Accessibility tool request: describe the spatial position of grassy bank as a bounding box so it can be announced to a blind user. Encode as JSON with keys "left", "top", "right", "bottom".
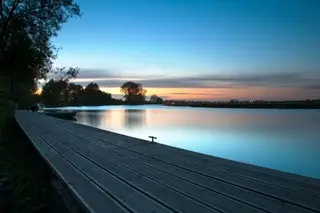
{"left": 0, "top": 112, "right": 55, "bottom": 213}
{"left": 0, "top": 118, "right": 52, "bottom": 212}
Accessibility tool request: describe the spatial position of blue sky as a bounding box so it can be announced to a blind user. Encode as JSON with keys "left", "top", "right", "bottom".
{"left": 53, "top": 0, "right": 320, "bottom": 100}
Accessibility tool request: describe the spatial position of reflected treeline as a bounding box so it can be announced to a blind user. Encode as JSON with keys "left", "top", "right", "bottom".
{"left": 76, "top": 111, "right": 105, "bottom": 128}
{"left": 76, "top": 109, "right": 146, "bottom": 130}
{"left": 124, "top": 109, "right": 146, "bottom": 129}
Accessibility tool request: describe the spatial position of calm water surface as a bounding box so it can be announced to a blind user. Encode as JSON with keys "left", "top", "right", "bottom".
{"left": 58, "top": 105, "right": 320, "bottom": 178}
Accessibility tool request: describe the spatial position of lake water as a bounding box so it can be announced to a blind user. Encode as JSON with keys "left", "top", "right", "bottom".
{"left": 58, "top": 105, "right": 320, "bottom": 178}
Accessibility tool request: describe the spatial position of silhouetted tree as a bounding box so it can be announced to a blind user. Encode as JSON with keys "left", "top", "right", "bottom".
{"left": 41, "top": 79, "right": 68, "bottom": 106}
{"left": 150, "top": 95, "right": 164, "bottom": 104}
{"left": 81, "top": 83, "right": 112, "bottom": 106}
{"left": 53, "top": 67, "right": 80, "bottom": 81}
{"left": 0, "top": 0, "right": 81, "bottom": 107}
{"left": 41, "top": 80, "right": 114, "bottom": 106}
{"left": 0, "top": 18, "right": 53, "bottom": 105}
{"left": 41, "top": 67, "right": 80, "bottom": 106}
{"left": 120, "top": 81, "right": 147, "bottom": 104}
{"left": 68, "top": 83, "right": 83, "bottom": 106}
{"left": 85, "top": 82, "right": 100, "bottom": 93}
{"left": 0, "top": 0, "right": 81, "bottom": 60}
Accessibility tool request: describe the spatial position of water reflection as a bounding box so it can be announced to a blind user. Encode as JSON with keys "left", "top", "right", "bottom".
{"left": 72, "top": 106, "right": 320, "bottom": 178}
{"left": 76, "top": 111, "right": 105, "bottom": 128}
{"left": 124, "top": 109, "right": 146, "bottom": 129}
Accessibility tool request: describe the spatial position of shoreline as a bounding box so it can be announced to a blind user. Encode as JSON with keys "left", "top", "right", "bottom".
{"left": 164, "top": 104, "right": 320, "bottom": 109}
{"left": 44, "top": 104, "right": 320, "bottom": 110}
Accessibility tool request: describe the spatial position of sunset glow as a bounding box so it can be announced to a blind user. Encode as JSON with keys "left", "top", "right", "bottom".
{"left": 99, "top": 86, "right": 318, "bottom": 101}
{"left": 49, "top": 0, "right": 319, "bottom": 100}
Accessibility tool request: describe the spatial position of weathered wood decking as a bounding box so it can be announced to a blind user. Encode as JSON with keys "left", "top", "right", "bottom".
{"left": 15, "top": 110, "right": 320, "bottom": 213}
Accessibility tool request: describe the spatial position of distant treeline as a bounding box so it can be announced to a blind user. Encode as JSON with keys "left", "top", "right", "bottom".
{"left": 40, "top": 81, "right": 121, "bottom": 107}
{"left": 34, "top": 77, "right": 164, "bottom": 107}
{"left": 164, "top": 99, "right": 320, "bottom": 109}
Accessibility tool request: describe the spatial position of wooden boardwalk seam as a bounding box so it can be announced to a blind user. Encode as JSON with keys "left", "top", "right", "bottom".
{"left": 15, "top": 111, "right": 320, "bottom": 213}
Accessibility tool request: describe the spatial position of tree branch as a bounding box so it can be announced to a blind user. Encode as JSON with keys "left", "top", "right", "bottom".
{"left": 10, "top": 0, "right": 81, "bottom": 22}
{"left": 9, "top": 3, "right": 57, "bottom": 20}
{"left": 0, "top": 0, "right": 4, "bottom": 22}
{"left": 8, "top": 0, "right": 21, "bottom": 20}
{"left": 0, "top": 0, "right": 21, "bottom": 39}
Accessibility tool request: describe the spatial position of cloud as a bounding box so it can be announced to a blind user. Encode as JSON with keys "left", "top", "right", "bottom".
{"left": 44, "top": 68, "right": 320, "bottom": 90}
{"left": 77, "top": 68, "right": 116, "bottom": 79}
{"left": 75, "top": 77, "right": 248, "bottom": 88}
{"left": 301, "top": 84, "right": 320, "bottom": 89}
{"left": 170, "top": 92, "right": 223, "bottom": 96}
{"left": 171, "top": 93, "right": 190, "bottom": 95}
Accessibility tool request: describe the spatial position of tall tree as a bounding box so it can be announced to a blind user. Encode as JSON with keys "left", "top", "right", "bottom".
{"left": 41, "top": 67, "right": 80, "bottom": 106}
{"left": 0, "top": 0, "right": 81, "bottom": 57}
{"left": 52, "top": 67, "right": 80, "bottom": 81}
{"left": 68, "top": 83, "right": 83, "bottom": 106}
{"left": 41, "top": 79, "right": 67, "bottom": 106}
{"left": 0, "top": 0, "right": 81, "bottom": 106}
{"left": 120, "top": 81, "right": 147, "bottom": 104}
{"left": 82, "top": 83, "right": 112, "bottom": 106}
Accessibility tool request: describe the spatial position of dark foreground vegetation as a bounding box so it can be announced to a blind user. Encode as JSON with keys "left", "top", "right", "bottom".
{"left": 0, "top": 118, "right": 51, "bottom": 212}
{"left": 0, "top": 0, "right": 83, "bottom": 212}
{"left": 164, "top": 99, "right": 320, "bottom": 109}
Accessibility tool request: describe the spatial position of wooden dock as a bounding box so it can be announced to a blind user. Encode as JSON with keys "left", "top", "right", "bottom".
{"left": 15, "top": 110, "right": 320, "bottom": 213}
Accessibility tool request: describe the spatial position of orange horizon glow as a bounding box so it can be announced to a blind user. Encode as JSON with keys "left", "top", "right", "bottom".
{"left": 100, "top": 86, "right": 318, "bottom": 101}
{"left": 35, "top": 86, "right": 318, "bottom": 101}
{"left": 34, "top": 88, "right": 42, "bottom": 95}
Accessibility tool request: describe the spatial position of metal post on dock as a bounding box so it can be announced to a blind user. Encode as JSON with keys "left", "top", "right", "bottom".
{"left": 149, "top": 136, "right": 157, "bottom": 143}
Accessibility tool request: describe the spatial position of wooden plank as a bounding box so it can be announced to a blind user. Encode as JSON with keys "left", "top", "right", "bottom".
{"left": 29, "top": 125, "right": 173, "bottom": 213}
{"left": 54, "top": 129, "right": 315, "bottom": 213}
{"left": 96, "top": 138, "right": 320, "bottom": 212}
{"left": 15, "top": 116, "right": 128, "bottom": 213}
{"left": 45, "top": 116, "right": 320, "bottom": 212}
{"left": 26, "top": 118, "right": 219, "bottom": 213}
{"left": 34, "top": 123, "right": 266, "bottom": 213}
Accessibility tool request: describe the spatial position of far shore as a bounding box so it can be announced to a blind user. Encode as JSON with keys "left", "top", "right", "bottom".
{"left": 164, "top": 99, "right": 320, "bottom": 109}
{"left": 42, "top": 99, "right": 320, "bottom": 110}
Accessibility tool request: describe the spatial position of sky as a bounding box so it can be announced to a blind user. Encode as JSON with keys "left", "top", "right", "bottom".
{"left": 52, "top": 0, "right": 320, "bottom": 100}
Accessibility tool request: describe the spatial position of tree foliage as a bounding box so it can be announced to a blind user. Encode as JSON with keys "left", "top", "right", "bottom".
{"left": 120, "top": 81, "right": 147, "bottom": 104}
{"left": 0, "top": 18, "right": 53, "bottom": 93}
{"left": 85, "top": 82, "right": 100, "bottom": 93}
{"left": 81, "top": 83, "right": 112, "bottom": 106}
{"left": 0, "top": 0, "right": 81, "bottom": 56}
{"left": 41, "top": 79, "right": 69, "bottom": 106}
{"left": 0, "top": 0, "right": 81, "bottom": 106}
{"left": 150, "top": 95, "right": 164, "bottom": 104}
{"left": 52, "top": 67, "right": 80, "bottom": 81}
{"left": 41, "top": 81, "right": 114, "bottom": 107}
